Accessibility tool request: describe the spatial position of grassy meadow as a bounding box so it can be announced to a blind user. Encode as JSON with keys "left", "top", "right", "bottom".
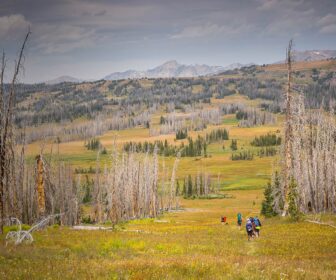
{"left": 3, "top": 87, "right": 336, "bottom": 279}
{"left": 1, "top": 190, "right": 336, "bottom": 279}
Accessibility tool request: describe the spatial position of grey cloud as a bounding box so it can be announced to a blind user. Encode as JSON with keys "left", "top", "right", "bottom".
{"left": 34, "top": 24, "right": 96, "bottom": 53}
{"left": 317, "top": 13, "right": 336, "bottom": 34}
{"left": 0, "top": 0, "right": 335, "bottom": 82}
{"left": 0, "top": 14, "right": 31, "bottom": 39}
{"left": 320, "top": 24, "right": 336, "bottom": 34}
{"left": 171, "top": 23, "right": 252, "bottom": 39}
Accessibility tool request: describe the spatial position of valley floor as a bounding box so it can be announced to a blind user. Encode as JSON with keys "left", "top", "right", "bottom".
{"left": 1, "top": 190, "right": 336, "bottom": 279}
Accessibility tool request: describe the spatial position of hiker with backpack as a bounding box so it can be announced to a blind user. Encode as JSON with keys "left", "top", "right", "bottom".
{"left": 249, "top": 217, "right": 256, "bottom": 236}
{"left": 237, "top": 213, "right": 242, "bottom": 230}
{"left": 246, "top": 218, "right": 254, "bottom": 241}
{"left": 254, "top": 216, "right": 262, "bottom": 237}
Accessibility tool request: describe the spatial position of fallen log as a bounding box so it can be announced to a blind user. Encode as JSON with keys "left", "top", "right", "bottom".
{"left": 72, "top": 225, "right": 113, "bottom": 230}
{"left": 305, "top": 220, "right": 336, "bottom": 229}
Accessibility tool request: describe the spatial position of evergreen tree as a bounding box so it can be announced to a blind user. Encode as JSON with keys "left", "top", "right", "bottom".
{"left": 273, "top": 171, "right": 284, "bottom": 214}
{"left": 288, "top": 177, "right": 300, "bottom": 221}
{"left": 187, "top": 175, "right": 193, "bottom": 197}
{"left": 200, "top": 173, "right": 204, "bottom": 195}
{"left": 176, "top": 180, "right": 180, "bottom": 196}
{"left": 230, "top": 139, "right": 238, "bottom": 151}
{"left": 183, "top": 179, "right": 187, "bottom": 196}
{"left": 82, "top": 175, "right": 93, "bottom": 203}
{"left": 101, "top": 147, "right": 107, "bottom": 154}
{"left": 176, "top": 129, "right": 188, "bottom": 140}
{"left": 261, "top": 182, "right": 276, "bottom": 217}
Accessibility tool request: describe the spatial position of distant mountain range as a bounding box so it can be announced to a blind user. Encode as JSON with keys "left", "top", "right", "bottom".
{"left": 103, "top": 60, "right": 250, "bottom": 80}
{"left": 276, "top": 50, "right": 336, "bottom": 63}
{"left": 45, "top": 61, "right": 250, "bottom": 84}
{"left": 45, "top": 75, "right": 83, "bottom": 85}
{"left": 43, "top": 50, "right": 336, "bottom": 84}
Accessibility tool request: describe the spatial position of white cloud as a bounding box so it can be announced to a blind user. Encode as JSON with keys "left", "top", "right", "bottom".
{"left": 260, "top": 6, "right": 315, "bottom": 35}
{"left": 317, "top": 14, "right": 336, "bottom": 26}
{"left": 171, "top": 23, "right": 250, "bottom": 39}
{"left": 33, "top": 24, "right": 96, "bottom": 54}
{"left": 27, "top": 1, "right": 160, "bottom": 54}
{"left": 171, "top": 23, "right": 225, "bottom": 39}
{"left": 320, "top": 24, "right": 336, "bottom": 34}
{"left": 257, "top": 0, "right": 305, "bottom": 11}
{"left": 257, "top": 0, "right": 279, "bottom": 11}
{"left": 317, "top": 14, "right": 336, "bottom": 34}
{"left": 0, "top": 14, "right": 31, "bottom": 39}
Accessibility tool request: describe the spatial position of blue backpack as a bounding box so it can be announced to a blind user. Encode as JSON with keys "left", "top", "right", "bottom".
{"left": 254, "top": 218, "right": 260, "bottom": 227}
{"left": 246, "top": 221, "right": 253, "bottom": 231}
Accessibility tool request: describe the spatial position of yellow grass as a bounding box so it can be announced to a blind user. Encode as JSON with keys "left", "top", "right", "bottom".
{"left": 1, "top": 191, "right": 335, "bottom": 279}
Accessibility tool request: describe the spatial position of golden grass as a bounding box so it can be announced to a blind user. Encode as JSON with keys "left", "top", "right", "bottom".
{"left": 1, "top": 191, "right": 335, "bottom": 279}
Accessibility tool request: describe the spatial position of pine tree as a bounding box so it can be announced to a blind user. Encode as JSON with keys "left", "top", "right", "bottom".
{"left": 261, "top": 182, "right": 276, "bottom": 217}
{"left": 230, "top": 139, "right": 238, "bottom": 151}
{"left": 288, "top": 177, "right": 300, "bottom": 221}
{"left": 183, "top": 179, "right": 187, "bottom": 197}
{"left": 187, "top": 175, "right": 193, "bottom": 197}
{"left": 272, "top": 171, "right": 284, "bottom": 214}
{"left": 176, "top": 180, "right": 180, "bottom": 196}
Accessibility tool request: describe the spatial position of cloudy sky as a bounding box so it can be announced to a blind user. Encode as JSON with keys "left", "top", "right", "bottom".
{"left": 0, "top": 0, "right": 335, "bottom": 83}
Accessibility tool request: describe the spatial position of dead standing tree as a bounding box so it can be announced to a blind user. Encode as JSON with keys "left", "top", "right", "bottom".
{"left": 271, "top": 40, "right": 336, "bottom": 215}
{"left": 282, "top": 39, "right": 294, "bottom": 216}
{"left": 0, "top": 31, "right": 30, "bottom": 234}
{"left": 36, "top": 154, "right": 46, "bottom": 217}
{"left": 168, "top": 151, "right": 181, "bottom": 210}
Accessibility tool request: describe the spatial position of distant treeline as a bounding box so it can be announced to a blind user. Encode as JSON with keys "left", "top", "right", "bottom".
{"left": 84, "top": 138, "right": 107, "bottom": 154}
{"left": 123, "top": 128, "right": 229, "bottom": 157}
{"left": 178, "top": 173, "right": 213, "bottom": 198}
{"left": 231, "top": 150, "right": 254, "bottom": 161}
{"left": 231, "top": 147, "right": 277, "bottom": 161}
{"left": 75, "top": 166, "right": 101, "bottom": 174}
{"left": 123, "top": 136, "right": 207, "bottom": 157}
{"left": 176, "top": 129, "right": 188, "bottom": 140}
{"left": 236, "top": 108, "right": 276, "bottom": 127}
{"left": 257, "top": 146, "right": 277, "bottom": 157}
{"left": 251, "top": 133, "right": 281, "bottom": 146}
{"left": 205, "top": 128, "right": 229, "bottom": 142}
{"left": 85, "top": 138, "right": 101, "bottom": 150}
{"left": 14, "top": 69, "right": 336, "bottom": 132}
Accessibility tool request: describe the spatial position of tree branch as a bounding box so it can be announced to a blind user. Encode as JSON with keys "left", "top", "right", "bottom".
{"left": 305, "top": 219, "right": 336, "bottom": 229}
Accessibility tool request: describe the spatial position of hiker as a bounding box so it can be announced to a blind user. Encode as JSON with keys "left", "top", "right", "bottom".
{"left": 237, "top": 212, "right": 242, "bottom": 230}
{"left": 250, "top": 217, "right": 256, "bottom": 237}
{"left": 254, "top": 216, "right": 262, "bottom": 237}
{"left": 246, "top": 218, "right": 254, "bottom": 241}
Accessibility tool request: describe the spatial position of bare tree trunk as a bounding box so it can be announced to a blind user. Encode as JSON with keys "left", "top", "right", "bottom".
{"left": 282, "top": 39, "right": 293, "bottom": 216}
{"left": 0, "top": 31, "right": 30, "bottom": 233}
{"left": 36, "top": 155, "right": 46, "bottom": 217}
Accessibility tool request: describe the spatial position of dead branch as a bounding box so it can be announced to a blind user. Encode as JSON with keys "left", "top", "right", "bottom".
{"left": 305, "top": 219, "right": 336, "bottom": 229}
{"left": 5, "top": 214, "right": 63, "bottom": 245}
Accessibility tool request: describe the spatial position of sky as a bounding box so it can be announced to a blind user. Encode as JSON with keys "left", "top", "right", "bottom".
{"left": 0, "top": 0, "right": 335, "bottom": 83}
